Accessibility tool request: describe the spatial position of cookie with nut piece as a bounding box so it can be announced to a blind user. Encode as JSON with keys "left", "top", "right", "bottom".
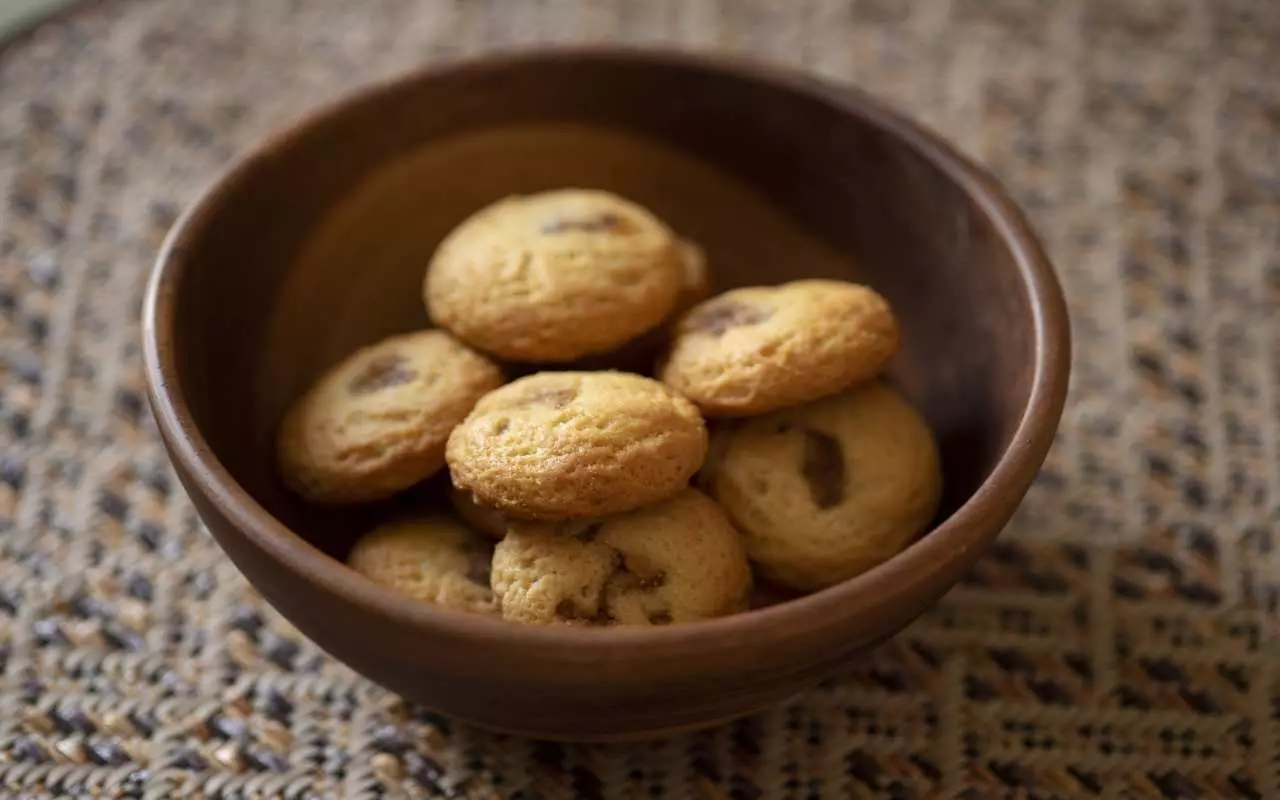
{"left": 446, "top": 371, "right": 708, "bottom": 519}
{"left": 659, "top": 279, "right": 900, "bottom": 416}
{"left": 491, "top": 488, "right": 751, "bottom": 626}
{"left": 346, "top": 515, "right": 498, "bottom": 615}
{"left": 701, "top": 381, "right": 941, "bottom": 591}
{"left": 424, "top": 189, "right": 685, "bottom": 363}
{"left": 276, "top": 330, "right": 503, "bottom": 504}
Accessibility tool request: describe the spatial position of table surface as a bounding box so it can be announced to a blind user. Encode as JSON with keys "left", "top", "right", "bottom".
{"left": 0, "top": 1, "right": 1277, "bottom": 797}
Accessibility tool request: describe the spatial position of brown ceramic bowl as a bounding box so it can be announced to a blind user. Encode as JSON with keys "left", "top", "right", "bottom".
{"left": 142, "top": 49, "right": 1069, "bottom": 741}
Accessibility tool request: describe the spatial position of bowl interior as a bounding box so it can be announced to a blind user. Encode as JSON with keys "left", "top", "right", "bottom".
{"left": 169, "top": 56, "right": 1038, "bottom": 578}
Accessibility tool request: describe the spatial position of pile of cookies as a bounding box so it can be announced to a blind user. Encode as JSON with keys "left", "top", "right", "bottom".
{"left": 276, "top": 189, "right": 942, "bottom": 627}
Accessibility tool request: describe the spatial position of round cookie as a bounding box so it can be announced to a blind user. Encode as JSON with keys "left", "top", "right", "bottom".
{"left": 447, "top": 371, "right": 708, "bottom": 519}
{"left": 425, "top": 189, "right": 684, "bottom": 363}
{"left": 277, "top": 330, "right": 503, "bottom": 504}
{"left": 450, "top": 488, "right": 509, "bottom": 540}
{"left": 658, "top": 279, "right": 900, "bottom": 416}
{"left": 491, "top": 488, "right": 751, "bottom": 626}
{"left": 346, "top": 516, "right": 497, "bottom": 614}
{"left": 701, "top": 381, "right": 941, "bottom": 591}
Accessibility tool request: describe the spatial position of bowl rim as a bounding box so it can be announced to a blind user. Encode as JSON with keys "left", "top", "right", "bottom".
{"left": 142, "top": 46, "right": 1071, "bottom": 656}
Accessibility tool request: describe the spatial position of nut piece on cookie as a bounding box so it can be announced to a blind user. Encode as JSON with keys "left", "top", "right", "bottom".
{"left": 446, "top": 371, "right": 708, "bottom": 519}
{"left": 450, "top": 487, "right": 509, "bottom": 540}
{"left": 701, "top": 381, "right": 941, "bottom": 591}
{"left": 346, "top": 516, "right": 498, "bottom": 615}
{"left": 659, "top": 279, "right": 900, "bottom": 416}
{"left": 491, "top": 488, "right": 751, "bottom": 626}
{"left": 277, "top": 330, "right": 503, "bottom": 504}
{"left": 424, "top": 189, "right": 685, "bottom": 363}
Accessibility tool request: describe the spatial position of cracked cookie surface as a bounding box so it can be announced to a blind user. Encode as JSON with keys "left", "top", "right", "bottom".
{"left": 276, "top": 330, "right": 503, "bottom": 504}
{"left": 659, "top": 279, "right": 900, "bottom": 416}
{"left": 346, "top": 516, "right": 498, "bottom": 615}
{"left": 491, "top": 488, "right": 751, "bottom": 626}
{"left": 424, "top": 189, "right": 684, "bottom": 363}
{"left": 446, "top": 371, "right": 708, "bottom": 519}
{"left": 701, "top": 381, "right": 942, "bottom": 591}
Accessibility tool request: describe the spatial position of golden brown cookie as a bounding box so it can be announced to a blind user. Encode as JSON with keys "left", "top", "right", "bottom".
{"left": 277, "top": 330, "right": 503, "bottom": 504}
{"left": 658, "top": 279, "right": 900, "bottom": 416}
{"left": 346, "top": 516, "right": 497, "bottom": 614}
{"left": 701, "top": 381, "right": 942, "bottom": 591}
{"left": 450, "top": 488, "right": 509, "bottom": 540}
{"left": 491, "top": 488, "right": 751, "bottom": 626}
{"left": 424, "top": 189, "right": 685, "bottom": 363}
{"left": 446, "top": 371, "right": 708, "bottom": 519}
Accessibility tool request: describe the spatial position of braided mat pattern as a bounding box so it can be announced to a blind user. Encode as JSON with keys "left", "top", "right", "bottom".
{"left": 1, "top": 1, "right": 1278, "bottom": 797}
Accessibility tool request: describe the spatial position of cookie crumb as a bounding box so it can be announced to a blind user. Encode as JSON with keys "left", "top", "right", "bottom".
{"left": 372, "top": 752, "right": 404, "bottom": 782}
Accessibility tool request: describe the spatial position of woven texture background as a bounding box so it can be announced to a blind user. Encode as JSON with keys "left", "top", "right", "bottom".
{"left": 1, "top": 0, "right": 1278, "bottom": 797}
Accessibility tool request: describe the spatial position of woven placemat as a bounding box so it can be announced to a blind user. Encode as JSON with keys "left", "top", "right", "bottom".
{"left": 1, "top": 1, "right": 1277, "bottom": 797}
